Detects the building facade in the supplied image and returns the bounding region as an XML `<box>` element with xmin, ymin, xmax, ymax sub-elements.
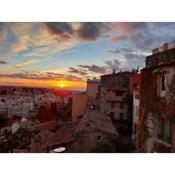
<box><xmin>71</xmin><ymin>93</ymin><xmax>88</xmax><ymax>122</ymax></box>
<box><xmin>87</xmin><ymin>78</ymin><xmax>101</xmax><ymax>103</ymax></box>
<box><xmin>137</xmin><ymin>41</ymin><xmax>175</xmax><ymax>153</ymax></box>
<box><xmin>99</xmin><ymin>71</ymin><xmax>133</xmax><ymax>135</ymax></box>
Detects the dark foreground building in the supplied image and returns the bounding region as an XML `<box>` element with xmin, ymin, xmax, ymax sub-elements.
<box><xmin>99</xmin><ymin>71</ymin><xmax>133</xmax><ymax>136</ymax></box>
<box><xmin>137</xmin><ymin>41</ymin><xmax>175</xmax><ymax>153</ymax></box>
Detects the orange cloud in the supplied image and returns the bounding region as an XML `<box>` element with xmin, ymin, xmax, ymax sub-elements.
<box><xmin>0</xmin><ymin>70</ymin><xmax>87</xmax><ymax>90</ymax></box>
<box><xmin>13</xmin><ymin>60</ymin><xmax>38</xmax><ymax>68</ymax></box>
<box><xmin>0</xmin><ymin>77</ymin><xmax>86</xmax><ymax>90</ymax></box>
<box><xmin>109</xmin><ymin>35</ymin><xmax>128</xmax><ymax>42</ymax></box>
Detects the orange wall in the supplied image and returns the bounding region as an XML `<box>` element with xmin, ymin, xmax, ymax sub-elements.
<box><xmin>87</xmin><ymin>82</ymin><xmax>100</xmax><ymax>101</ymax></box>
<box><xmin>72</xmin><ymin>93</ymin><xmax>87</xmax><ymax>122</ymax></box>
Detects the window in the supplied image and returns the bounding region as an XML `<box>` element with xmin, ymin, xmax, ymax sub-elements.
<box><xmin>123</xmin><ymin>81</ymin><xmax>128</xmax><ymax>88</ymax></box>
<box><xmin>161</xmin><ymin>74</ymin><xmax>166</xmax><ymax>91</ymax></box>
<box><xmin>115</xmin><ymin>91</ymin><xmax>123</xmax><ymax>96</ymax></box>
<box><xmin>110</xmin><ymin>112</ymin><xmax>114</xmax><ymax>118</ymax></box>
<box><xmin>119</xmin><ymin>113</ymin><xmax>124</xmax><ymax>120</ymax></box>
<box><xmin>111</xmin><ymin>103</ymin><xmax>115</xmax><ymax>109</ymax></box>
<box><xmin>120</xmin><ymin>102</ymin><xmax>124</xmax><ymax>109</ymax></box>
<box><xmin>97</xmin><ymin>135</ymin><xmax>102</xmax><ymax>142</ymax></box>
<box><xmin>162</xmin><ymin>119</ymin><xmax>171</xmax><ymax>142</ymax></box>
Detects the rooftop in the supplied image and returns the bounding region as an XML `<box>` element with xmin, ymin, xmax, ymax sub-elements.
<box><xmin>151</xmin><ymin>40</ymin><xmax>175</xmax><ymax>55</ymax></box>
<box><xmin>31</xmin><ymin>120</ymin><xmax>57</xmax><ymax>132</ymax></box>
<box><xmin>87</xmin><ymin>79</ymin><xmax>101</xmax><ymax>83</ymax></box>
<box><xmin>47</xmin><ymin>121</ymin><xmax>80</xmax><ymax>147</ymax></box>
<box><xmin>146</xmin><ymin>40</ymin><xmax>175</xmax><ymax>69</ymax></box>
<box><xmin>146</xmin><ymin>47</ymin><xmax>175</xmax><ymax>69</ymax></box>
<box><xmin>101</xmin><ymin>71</ymin><xmax>132</xmax><ymax>78</ymax></box>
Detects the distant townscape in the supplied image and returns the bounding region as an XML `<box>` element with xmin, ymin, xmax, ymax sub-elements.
<box><xmin>0</xmin><ymin>40</ymin><xmax>175</xmax><ymax>153</ymax></box>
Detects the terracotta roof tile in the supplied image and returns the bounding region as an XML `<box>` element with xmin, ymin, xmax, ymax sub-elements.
<box><xmin>31</xmin><ymin>120</ymin><xmax>57</xmax><ymax>132</ymax></box>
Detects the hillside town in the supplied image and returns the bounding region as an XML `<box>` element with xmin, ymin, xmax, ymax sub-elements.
<box><xmin>0</xmin><ymin>40</ymin><xmax>175</xmax><ymax>153</ymax></box>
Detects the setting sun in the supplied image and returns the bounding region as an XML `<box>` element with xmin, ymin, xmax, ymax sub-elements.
<box><xmin>59</xmin><ymin>83</ymin><xmax>65</xmax><ymax>88</ymax></box>
<box><xmin>57</xmin><ymin>81</ymin><xmax>66</xmax><ymax>88</ymax></box>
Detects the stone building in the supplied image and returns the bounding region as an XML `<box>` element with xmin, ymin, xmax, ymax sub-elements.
<box><xmin>60</xmin><ymin>71</ymin><xmax>133</xmax><ymax>152</ymax></box>
<box><xmin>99</xmin><ymin>71</ymin><xmax>133</xmax><ymax>135</ymax></box>
<box><xmin>73</xmin><ymin>103</ymin><xmax>117</xmax><ymax>152</ymax></box>
<box><xmin>66</xmin><ymin>77</ymin><xmax>117</xmax><ymax>153</ymax></box>
<box><xmin>137</xmin><ymin>41</ymin><xmax>175</xmax><ymax>153</ymax></box>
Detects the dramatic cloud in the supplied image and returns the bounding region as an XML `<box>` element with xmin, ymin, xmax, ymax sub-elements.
<box><xmin>45</xmin><ymin>22</ymin><xmax>110</xmax><ymax>41</ymax></box>
<box><xmin>0</xmin><ymin>71</ymin><xmax>83</xmax><ymax>82</ymax></box>
<box><xmin>108</xmin><ymin>23</ymin><xmax>175</xmax><ymax>51</ymax></box>
<box><xmin>117</xmin><ymin>23</ymin><xmax>175</xmax><ymax>50</ymax></box>
<box><xmin>13</xmin><ymin>60</ymin><xmax>38</xmax><ymax>68</ymax></box>
<box><xmin>0</xmin><ymin>60</ymin><xmax>7</xmax><ymax>64</ymax></box>
<box><xmin>109</xmin><ymin>35</ymin><xmax>128</xmax><ymax>42</ymax></box>
<box><xmin>45</xmin><ymin>22</ymin><xmax>74</xmax><ymax>40</ymax></box>
<box><xmin>68</xmin><ymin>67</ymin><xmax>87</xmax><ymax>76</ymax></box>
<box><xmin>77</xmin><ymin>22</ymin><xmax>108</xmax><ymax>40</ymax></box>
<box><xmin>110</xmin><ymin>22</ymin><xmax>147</xmax><ymax>32</ymax></box>
<box><xmin>1</xmin><ymin>22</ymin><xmax>175</xmax><ymax>89</ymax></box>
<box><xmin>1</xmin><ymin>22</ymin><xmax>175</xmax><ymax>59</ymax></box>
<box><xmin>0</xmin><ymin>23</ymin><xmax>78</xmax><ymax>60</ymax></box>
<box><xmin>107</xmin><ymin>48</ymin><xmax>133</xmax><ymax>54</ymax></box>
<box><xmin>75</xmin><ymin>58</ymin><xmax>123</xmax><ymax>76</ymax></box>
<box><xmin>107</xmin><ymin>47</ymin><xmax>147</xmax><ymax>69</ymax></box>
<box><xmin>105</xmin><ymin>59</ymin><xmax>121</xmax><ymax>70</ymax></box>
<box><xmin>79</xmin><ymin>64</ymin><xmax>107</xmax><ymax>74</ymax></box>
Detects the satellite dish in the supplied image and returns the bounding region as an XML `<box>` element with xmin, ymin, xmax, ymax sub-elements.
<box><xmin>54</xmin><ymin>147</ymin><xmax>66</xmax><ymax>153</ymax></box>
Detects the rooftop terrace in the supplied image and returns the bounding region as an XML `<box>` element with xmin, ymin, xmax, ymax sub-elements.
<box><xmin>146</xmin><ymin>41</ymin><xmax>175</xmax><ymax>69</ymax></box>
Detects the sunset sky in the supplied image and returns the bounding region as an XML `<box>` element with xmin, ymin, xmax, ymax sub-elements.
<box><xmin>0</xmin><ymin>22</ymin><xmax>175</xmax><ymax>90</ymax></box>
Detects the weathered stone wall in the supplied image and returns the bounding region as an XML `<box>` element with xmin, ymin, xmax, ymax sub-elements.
<box><xmin>137</xmin><ymin>65</ymin><xmax>175</xmax><ymax>152</ymax></box>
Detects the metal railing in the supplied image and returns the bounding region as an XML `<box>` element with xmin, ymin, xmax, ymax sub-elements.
<box><xmin>152</xmin><ymin>40</ymin><xmax>175</xmax><ymax>54</ymax></box>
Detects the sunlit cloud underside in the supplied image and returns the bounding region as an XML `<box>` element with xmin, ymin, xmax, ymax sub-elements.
<box><xmin>0</xmin><ymin>22</ymin><xmax>175</xmax><ymax>89</ymax></box>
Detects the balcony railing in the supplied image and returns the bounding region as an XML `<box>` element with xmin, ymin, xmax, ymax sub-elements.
<box><xmin>146</xmin><ymin>47</ymin><xmax>175</xmax><ymax>68</ymax></box>
<box><xmin>105</xmin><ymin>92</ymin><xmax>123</xmax><ymax>102</ymax></box>
<box><xmin>152</xmin><ymin>41</ymin><xmax>175</xmax><ymax>54</ymax></box>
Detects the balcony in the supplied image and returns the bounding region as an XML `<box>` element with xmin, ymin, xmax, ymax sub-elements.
<box><xmin>146</xmin><ymin>47</ymin><xmax>175</xmax><ymax>69</ymax></box>
<box><xmin>153</xmin><ymin>138</ymin><xmax>172</xmax><ymax>153</ymax></box>
<box><xmin>105</xmin><ymin>92</ymin><xmax>123</xmax><ymax>102</ymax></box>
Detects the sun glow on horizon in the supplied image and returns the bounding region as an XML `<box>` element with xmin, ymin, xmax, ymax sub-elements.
<box><xmin>59</xmin><ymin>83</ymin><xmax>65</xmax><ymax>88</ymax></box>
<box><xmin>57</xmin><ymin>81</ymin><xmax>67</xmax><ymax>88</ymax></box>
<box><xmin>0</xmin><ymin>77</ymin><xmax>87</xmax><ymax>90</ymax></box>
